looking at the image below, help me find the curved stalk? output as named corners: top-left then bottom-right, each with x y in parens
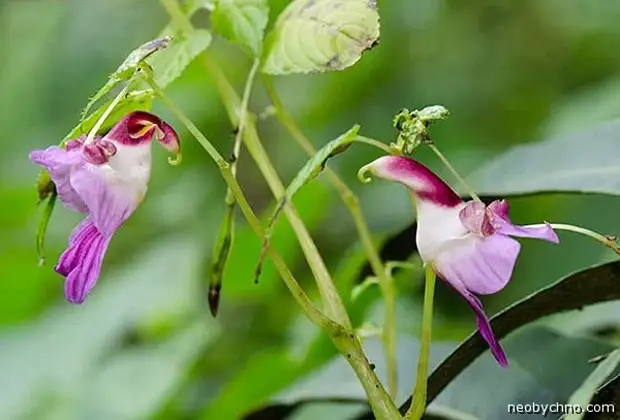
top-left (263, 75), bottom-right (399, 398)
top-left (201, 56), bottom-right (350, 328)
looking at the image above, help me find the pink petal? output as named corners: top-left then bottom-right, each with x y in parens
top-left (69, 165), bottom-right (141, 236)
top-left (56, 219), bottom-right (111, 304)
top-left (488, 200), bottom-right (559, 243)
top-left (29, 146), bottom-right (88, 212)
top-left (434, 234), bottom-right (521, 295)
top-left (487, 199), bottom-right (509, 220)
top-left (366, 156), bottom-right (462, 207)
top-left (435, 262), bottom-right (509, 367)
top-left (459, 201), bottom-right (495, 236)
top-left (496, 222), bottom-right (559, 243)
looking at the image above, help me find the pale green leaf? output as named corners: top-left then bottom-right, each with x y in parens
top-left (212, 0), bottom-right (269, 56)
top-left (468, 121), bottom-right (620, 196)
top-left (147, 30), bottom-right (212, 88)
top-left (261, 0), bottom-right (380, 74)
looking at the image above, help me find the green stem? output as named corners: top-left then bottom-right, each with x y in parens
top-left (158, 2), bottom-right (399, 417)
top-left (385, 261), bottom-right (421, 279)
top-left (263, 75), bottom-right (399, 397)
top-left (148, 77), bottom-right (329, 327)
top-left (85, 84), bottom-right (129, 144)
top-left (202, 54), bottom-right (350, 328)
top-left (355, 135), bottom-right (395, 154)
top-left (149, 81), bottom-right (391, 419)
top-left (533, 223), bottom-right (620, 255)
top-left (427, 144), bottom-right (481, 202)
top-left (405, 264), bottom-right (436, 420)
top-left (230, 59), bottom-right (260, 181)
top-left (208, 59), bottom-right (260, 316)
top-left (331, 327), bottom-right (403, 420)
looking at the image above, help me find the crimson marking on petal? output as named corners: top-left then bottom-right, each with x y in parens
top-left (369, 156), bottom-right (462, 207)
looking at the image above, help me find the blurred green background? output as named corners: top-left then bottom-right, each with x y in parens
top-left (3, 1), bottom-right (620, 419)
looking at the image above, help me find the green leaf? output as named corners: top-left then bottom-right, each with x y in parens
top-left (261, 0), bottom-right (380, 75)
top-left (468, 121), bottom-right (620, 196)
top-left (147, 30), bottom-right (212, 88)
top-left (254, 125), bottom-right (359, 282)
top-left (211, 0), bottom-right (269, 56)
top-left (565, 350), bottom-right (620, 420)
top-left (81, 36), bottom-right (171, 119)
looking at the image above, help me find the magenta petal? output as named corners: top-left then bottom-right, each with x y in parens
top-left (463, 290), bottom-right (509, 367)
top-left (487, 199), bottom-right (509, 220)
top-left (68, 216), bottom-right (94, 245)
top-left (56, 219), bottom-right (111, 303)
top-left (366, 156), bottom-right (463, 207)
top-left (435, 263), bottom-right (509, 367)
top-left (29, 146), bottom-right (87, 212)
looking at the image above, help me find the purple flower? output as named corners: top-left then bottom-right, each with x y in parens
top-left (30, 111), bottom-right (180, 304)
top-left (363, 156), bottom-right (559, 366)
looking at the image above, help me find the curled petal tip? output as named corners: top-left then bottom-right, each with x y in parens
top-left (542, 221), bottom-right (561, 244)
top-left (167, 153), bottom-right (182, 166)
top-left (357, 163), bottom-right (374, 184)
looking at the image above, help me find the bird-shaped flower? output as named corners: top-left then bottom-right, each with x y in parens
top-left (30, 111), bottom-right (180, 303)
top-left (360, 155), bottom-right (559, 366)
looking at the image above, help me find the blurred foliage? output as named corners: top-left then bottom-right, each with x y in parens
top-left (3, 0), bottom-right (620, 419)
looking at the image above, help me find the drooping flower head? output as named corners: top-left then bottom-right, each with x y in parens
top-left (30, 111), bottom-right (180, 304)
top-left (361, 156), bottom-right (559, 367)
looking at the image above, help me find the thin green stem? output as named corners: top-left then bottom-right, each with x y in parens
top-left (427, 144), bottom-right (481, 202)
top-left (405, 264), bottom-right (436, 420)
top-left (263, 75), bottom-right (399, 397)
top-left (232, 59), bottom-right (259, 176)
top-left (149, 79), bottom-right (329, 327)
top-left (385, 261), bottom-right (421, 279)
top-left (147, 78), bottom-right (225, 165)
top-left (208, 59), bottom-right (260, 315)
top-left (532, 223), bottom-right (620, 255)
top-left (202, 54), bottom-right (350, 328)
top-left (355, 135), bottom-right (395, 154)
top-left (85, 85), bottom-right (129, 144)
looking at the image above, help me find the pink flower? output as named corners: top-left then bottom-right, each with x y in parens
top-left (362, 156), bottom-right (559, 366)
top-left (30, 111), bottom-right (180, 304)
